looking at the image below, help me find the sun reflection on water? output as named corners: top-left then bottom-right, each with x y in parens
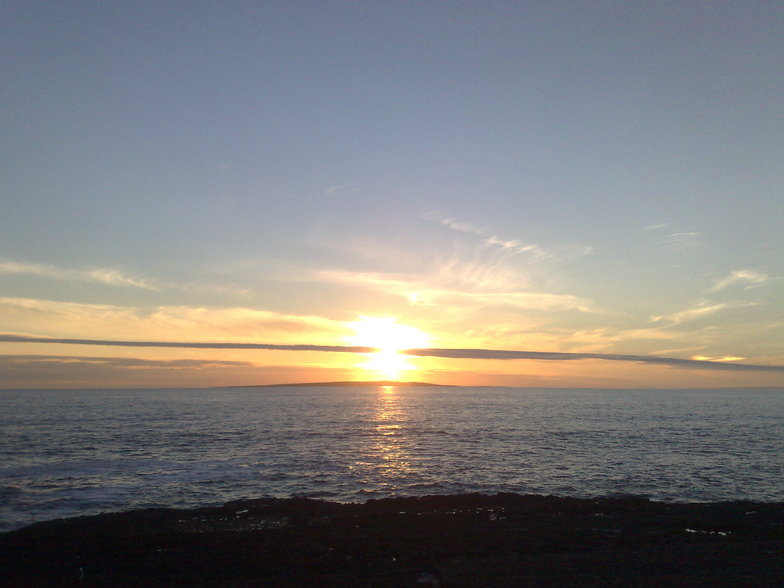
top-left (356, 386), bottom-right (414, 487)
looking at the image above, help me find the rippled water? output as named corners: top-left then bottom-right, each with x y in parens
top-left (1, 386), bottom-right (782, 531)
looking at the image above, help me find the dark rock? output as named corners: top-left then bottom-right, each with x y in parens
top-left (1, 494), bottom-right (782, 586)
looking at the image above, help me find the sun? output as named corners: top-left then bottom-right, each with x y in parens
top-left (346, 316), bottom-right (430, 380)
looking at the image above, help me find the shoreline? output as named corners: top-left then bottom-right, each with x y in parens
top-left (2, 493), bottom-right (782, 586)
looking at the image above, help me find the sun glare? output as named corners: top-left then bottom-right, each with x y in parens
top-left (347, 316), bottom-right (430, 380)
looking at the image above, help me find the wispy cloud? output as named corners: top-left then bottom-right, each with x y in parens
top-left (708, 269), bottom-right (769, 293)
top-left (181, 281), bottom-right (253, 299)
top-left (315, 269), bottom-right (595, 312)
top-left (422, 210), bottom-right (486, 235)
top-left (0, 354), bottom-right (254, 370)
top-left (650, 298), bottom-right (764, 327)
top-left (650, 301), bottom-right (732, 325)
top-left (482, 235), bottom-right (551, 259)
top-left (303, 211), bottom-right (597, 322)
top-left (641, 224), bottom-right (703, 251)
top-left (84, 269), bottom-right (158, 290)
top-left (0, 260), bottom-right (254, 298)
top-left (324, 182), bottom-right (359, 196)
top-left (422, 211), bottom-right (592, 261)
top-left (0, 260), bottom-right (160, 290)
top-left (308, 210), bottom-right (598, 314)
top-left (0, 297), bottom-right (349, 343)
top-left (662, 231), bottom-right (702, 249)
top-left (3, 334), bottom-right (782, 372)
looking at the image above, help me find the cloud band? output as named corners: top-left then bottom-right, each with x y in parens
top-left (0, 334), bottom-right (373, 354)
top-left (2, 334), bottom-right (783, 372)
top-left (404, 348), bottom-right (784, 372)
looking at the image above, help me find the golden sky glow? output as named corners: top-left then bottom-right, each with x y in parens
top-left (1, 4), bottom-right (783, 389)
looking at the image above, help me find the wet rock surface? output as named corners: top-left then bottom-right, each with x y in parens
top-left (1, 493), bottom-right (782, 586)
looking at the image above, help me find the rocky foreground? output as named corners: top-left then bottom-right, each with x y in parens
top-left (1, 493), bottom-right (782, 587)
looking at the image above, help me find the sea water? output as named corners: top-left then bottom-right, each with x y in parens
top-left (1, 386), bottom-right (782, 532)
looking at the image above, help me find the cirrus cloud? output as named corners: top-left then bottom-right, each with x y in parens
top-left (708, 270), bottom-right (769, 293)
top-left (0, 260), bottom-right (160, 290)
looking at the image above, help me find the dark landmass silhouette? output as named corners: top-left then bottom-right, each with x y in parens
top-left (2, 493), bottom-right (782, 586)
top-left (234, 380), bottom-right (455, 388)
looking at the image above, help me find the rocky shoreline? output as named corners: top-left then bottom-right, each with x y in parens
top-left (2, 493), bottom-right (782, 586)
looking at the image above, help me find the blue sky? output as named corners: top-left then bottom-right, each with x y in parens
top-left (2, 2), bottom-right (783, 388)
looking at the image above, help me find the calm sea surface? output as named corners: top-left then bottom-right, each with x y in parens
top-left (1, 386), bottom-right (782, 532)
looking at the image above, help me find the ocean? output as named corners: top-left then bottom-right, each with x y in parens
top-left (1, 385), bottom-right (782, 532)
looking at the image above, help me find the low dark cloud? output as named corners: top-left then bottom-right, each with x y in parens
top-left (2, 334), bottom-right (783, 372)
top-left (0, 354), bottom-right (253, 370)
top-left (0, 354), bottom-right (266, 389)
top-left (404, 348), bottom-right (784, 372)
top-left (0, 334), bottom-right (373, 354)
top-left (0, 353), bottom-right (346, 389)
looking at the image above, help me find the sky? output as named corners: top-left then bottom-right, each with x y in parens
top-left (2, 1), bottom-right (783, 389)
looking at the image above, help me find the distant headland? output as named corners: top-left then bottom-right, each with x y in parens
top-left (232, 380), bottom-right (455, 388)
